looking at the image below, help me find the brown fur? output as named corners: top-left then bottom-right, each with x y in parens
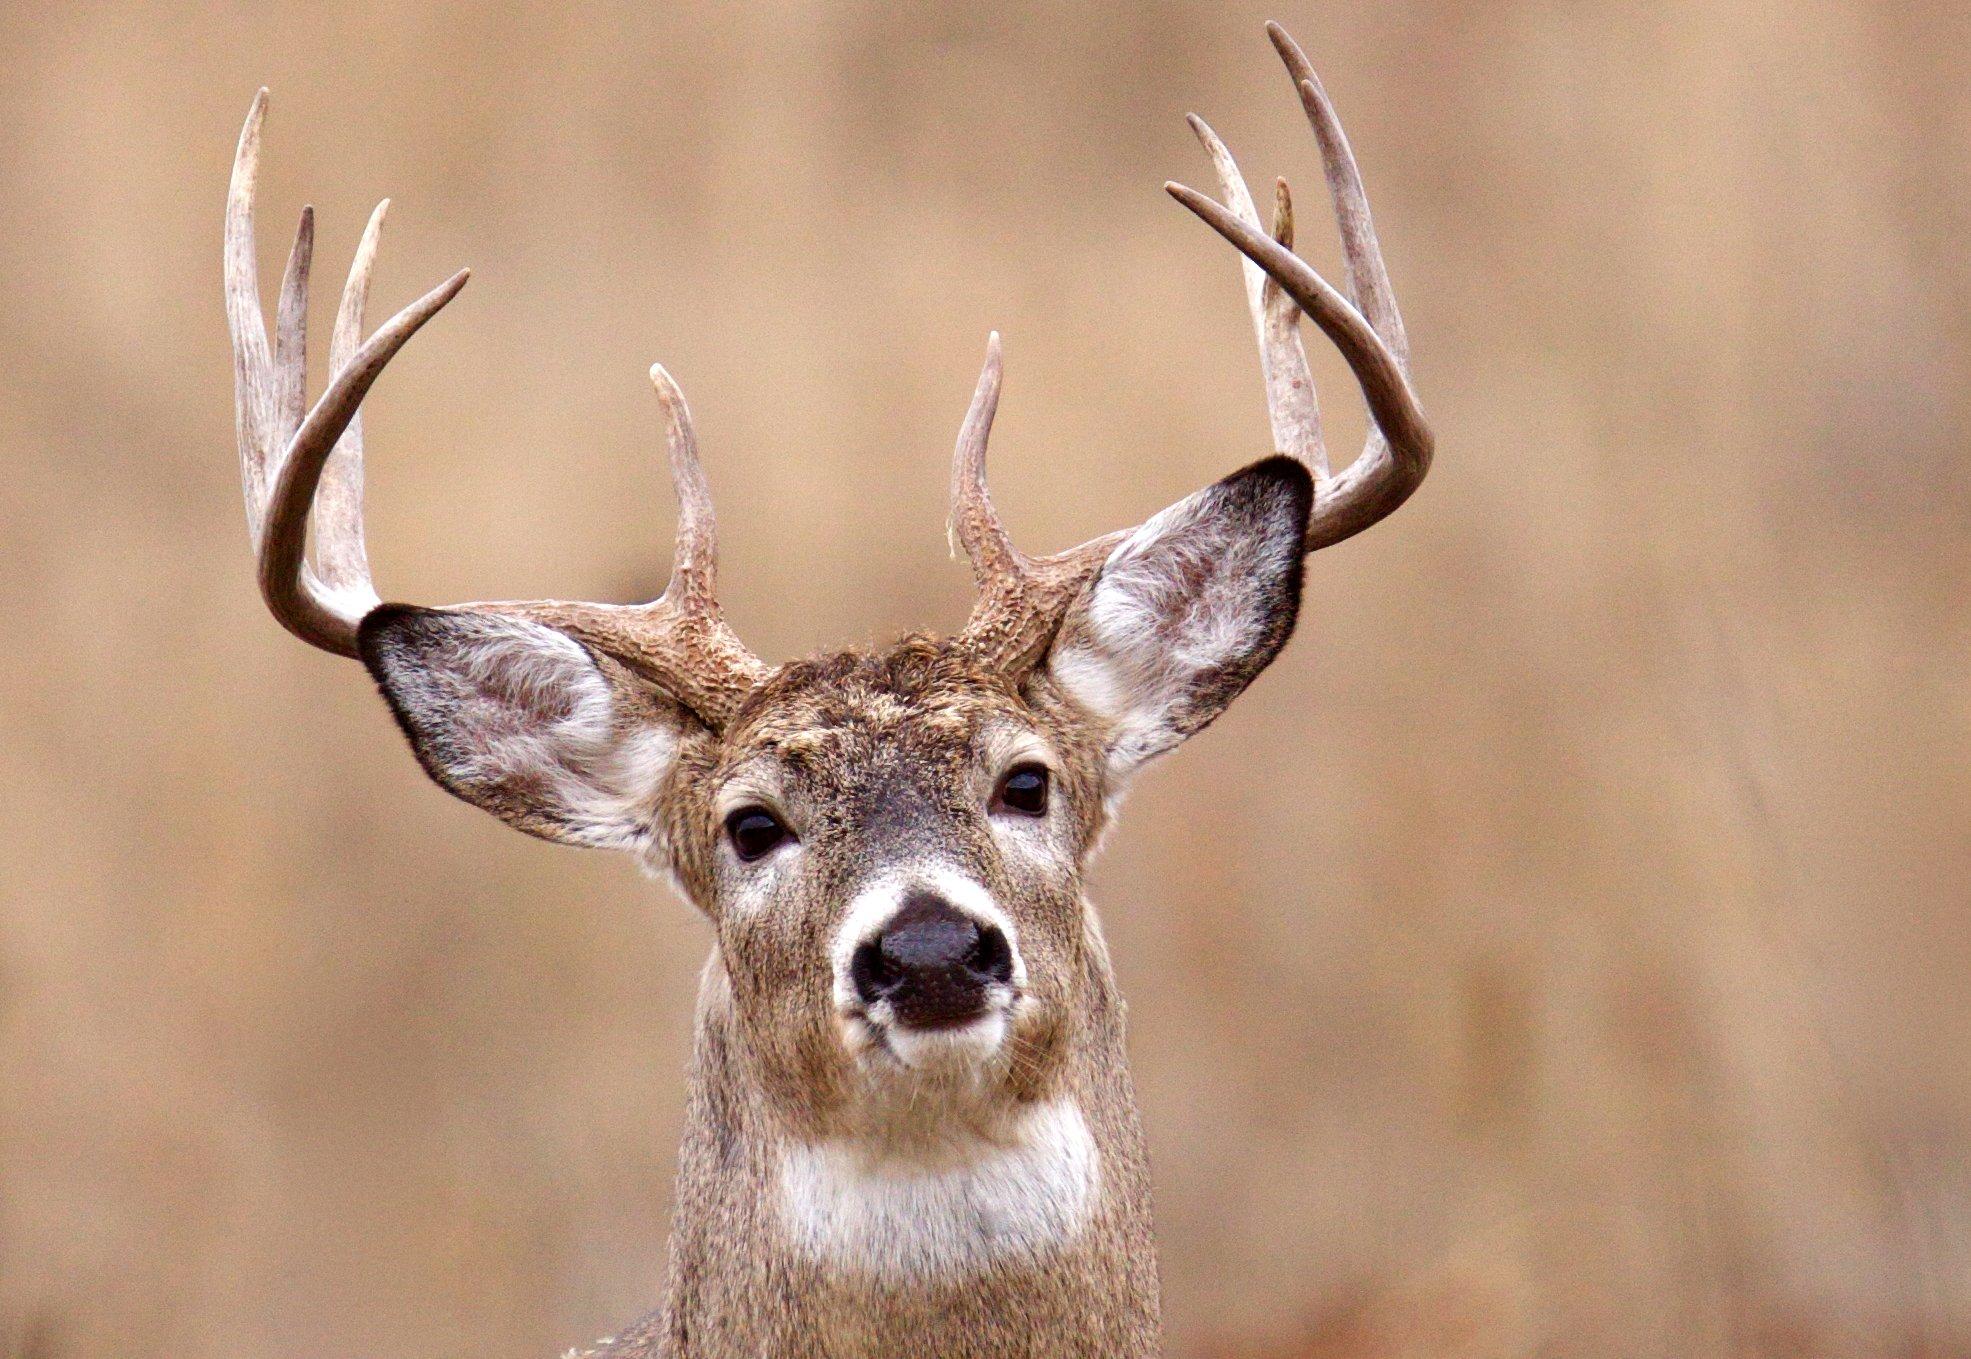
top-left (556, 635), bottom-right (1160, 1358)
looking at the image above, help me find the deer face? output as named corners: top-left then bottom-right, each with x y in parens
top-left (354, 457), bottom-right (1312, 1136)
top-left (667, 642), bottom-right (1104, 1136)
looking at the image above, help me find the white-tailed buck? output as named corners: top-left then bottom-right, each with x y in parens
top-left (224, 23), bottom-right (1430, 1358)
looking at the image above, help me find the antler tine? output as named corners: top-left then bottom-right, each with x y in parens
top-left (948, 332), bottom-right (1023, 582)
top-left (225, 89), bottom-right (277, 535)
top-left (1267, 21), bottom-right (1408, 365)
top-left (1185, 114), bottom-right (1326, 476)
top-left (1165, 25), bottom-right (1433, 552)
top-left (647, 363), bottom-right (722, 616)
top-left (948, 335), bottom-right (1123, 675)
top-left (1264, 178), bottom-right (1328, 477)
top-left (273, 204), bottom-right (313, 455)
top-left (257, 267), bottom-right (468, 653)
top-left (310, 199), bottom-right (390, 597)
top-left (226, 90), bottom-right (470, 657)
top-left (466, 361), bottom-right (769, 729)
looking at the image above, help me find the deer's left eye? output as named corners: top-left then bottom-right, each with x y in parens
top-left (725, 807), bottom-right (790, 861)
top-left (993, 764), bottom-right (1050, 817)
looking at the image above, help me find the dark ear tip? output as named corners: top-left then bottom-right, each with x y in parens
top-left (1224, 453), bottom-right (1316, 521)
top-left (357, 602), bottom-right (440, 672)
top-left (1241, 452), bottom-right (1316, 489)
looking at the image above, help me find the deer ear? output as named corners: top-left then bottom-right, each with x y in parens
top-left (1041, 455), bottom-right (1313, 779)
top-left (358, 605), bottom-right (690, 851)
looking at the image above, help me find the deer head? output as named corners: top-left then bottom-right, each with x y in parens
top-left (225, 22), bottom-right (1431, 1347)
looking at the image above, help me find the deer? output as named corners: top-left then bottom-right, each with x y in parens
top-left (222, 23), bottom-right (1430, 1359)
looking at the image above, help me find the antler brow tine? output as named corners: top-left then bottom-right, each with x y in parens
top-left (948, 331), bottom-right (1021, 580)
top-left (272, 204), bottom-right (312, 453)
top-left (947, 333), bottom-right (1124, 676)
top-left (310, 198), bottom-right (390, 598)
top-left (647, 363), bottom-right (720, 613)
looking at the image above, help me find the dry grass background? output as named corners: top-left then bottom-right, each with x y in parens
top-left (2, 1), bottom-right (1968, 1356)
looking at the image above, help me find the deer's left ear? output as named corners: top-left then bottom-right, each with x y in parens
top-left (1041, 455), bottom-right (1313, 778)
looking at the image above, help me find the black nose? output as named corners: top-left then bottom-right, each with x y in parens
top-left (850, 892), bottom-right (1014, 1029)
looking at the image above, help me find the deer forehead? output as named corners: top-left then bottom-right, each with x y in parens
top-left (712, 642), bottom-right (1077, 804)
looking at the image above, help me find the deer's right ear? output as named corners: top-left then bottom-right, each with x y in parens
top-left (1040, 455), bottom-right (1313, 781)
top-left (358, 605), bottom-right (691, 851)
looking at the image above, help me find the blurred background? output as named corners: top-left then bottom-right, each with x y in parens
top-left (3, 1), bottom-right (1968, 1356)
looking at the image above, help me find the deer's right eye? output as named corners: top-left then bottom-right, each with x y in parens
top-left (725, 807), bottom-right (790, 861)
top-left (993, 763), bottom-right (1051, 817)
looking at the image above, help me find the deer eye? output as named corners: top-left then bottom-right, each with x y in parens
top-left (725, 806), bottom-right (790, 861)
top-left (993, 763), bottom-right (1050, 817)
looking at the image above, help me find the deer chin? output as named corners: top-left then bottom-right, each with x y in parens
top-left (841, 990), bottom-right (1019, 1076)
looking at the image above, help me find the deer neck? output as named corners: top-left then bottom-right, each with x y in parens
top-left (637, 926), bottom-right (1162, 1359)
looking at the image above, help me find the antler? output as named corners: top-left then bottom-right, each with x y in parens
top-left (1165, 21), bottom-right (1433, 551)
top-left (225, 92), bottom-right (765, 727)
top-left (951, 24), bottom-right (1431, 674)
top-left (227, 90), bottom-right (466, 655)
top-left (948, 333), bottom-right (1123, 675)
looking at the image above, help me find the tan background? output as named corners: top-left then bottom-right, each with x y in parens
top-left (3, 2), bottom-right (1969, 1356)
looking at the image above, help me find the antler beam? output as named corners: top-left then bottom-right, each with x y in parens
top-left (1166, 21), bottom-right (1433, 551)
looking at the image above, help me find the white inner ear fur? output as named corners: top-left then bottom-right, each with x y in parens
top-left (370, 612), bottom-right (676, 851)
top-left (1046, 476), bottom-right (1302, 778)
